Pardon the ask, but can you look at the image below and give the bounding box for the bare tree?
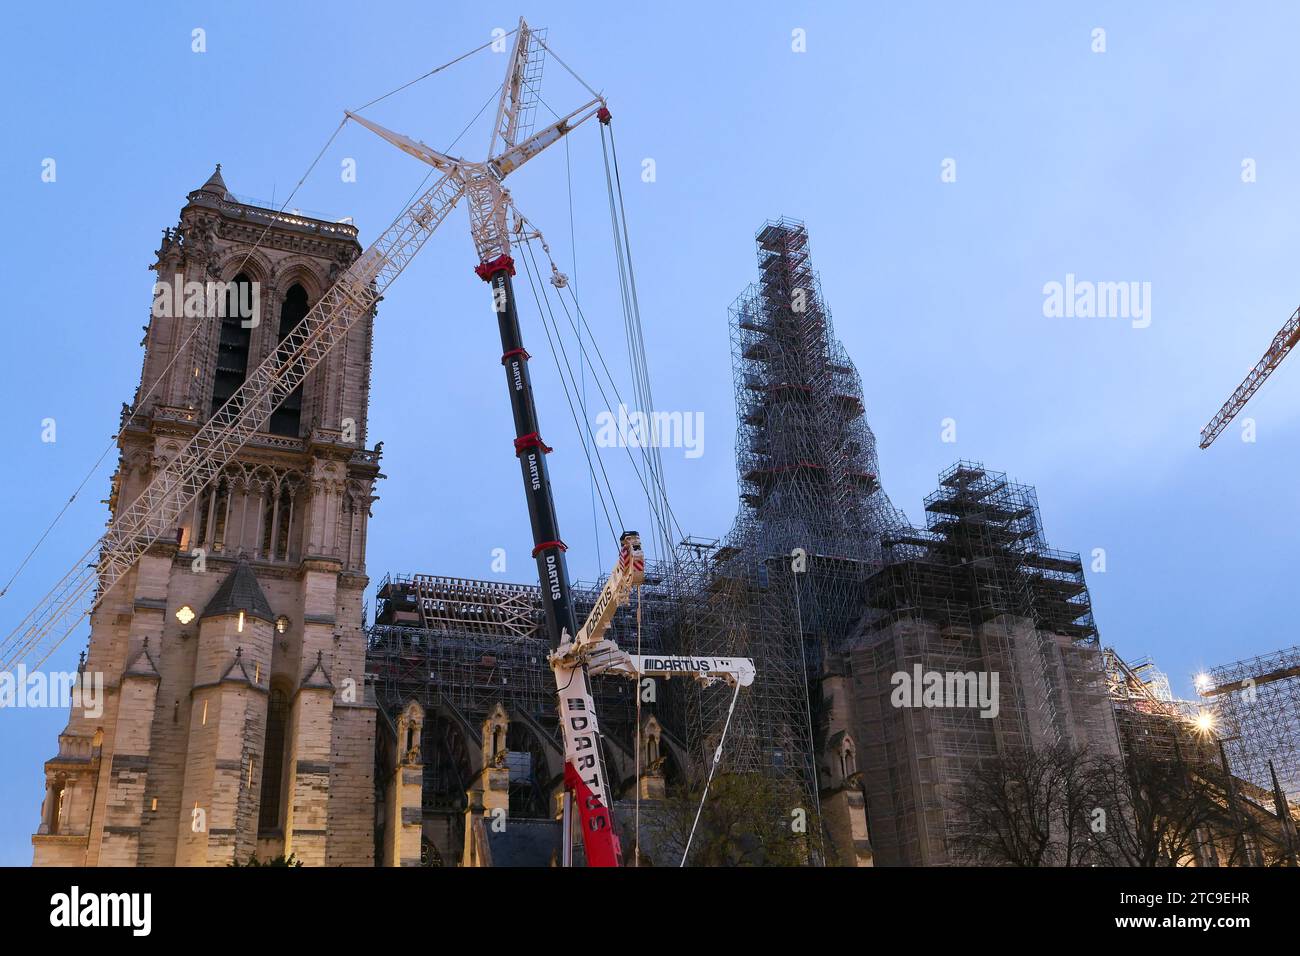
[1088,749,1223,867]
[948,745,1113,866]
[948,747,1061,866]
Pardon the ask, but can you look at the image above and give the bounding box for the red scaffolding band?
[474,254,516,281]
[532,539,568,558]
[501,347,531,366]
[513,432,553,456]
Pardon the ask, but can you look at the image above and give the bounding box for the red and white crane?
[2,18,753,867]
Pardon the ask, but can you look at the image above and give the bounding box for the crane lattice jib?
[1200,303,1300,449]
[0,172,465,672]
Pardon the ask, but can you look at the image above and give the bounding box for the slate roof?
[198,163,232,200]
[483,817,562,867]
[201,557,275,623]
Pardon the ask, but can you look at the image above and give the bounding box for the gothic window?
[194,475,231,552]
[840,738,856,780]
[258,687,290,832]
[211,274,254,416]
[259,478,295,561]
[269,284,309,437]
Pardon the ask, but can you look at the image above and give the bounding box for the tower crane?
[1199,303,1300,448]
[2,18,753,867]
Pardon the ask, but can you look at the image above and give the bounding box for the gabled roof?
[302,650,333,690]
[221,646,253,685]
[201,556,274,624]
[124,637,160,681]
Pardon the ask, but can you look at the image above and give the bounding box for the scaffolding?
[1102,650,1215,763]
[849,461,1116,864]
[647,219,906,844]
[729,219,903,557]
[366,570,669,820]
[1203,645,1300,803]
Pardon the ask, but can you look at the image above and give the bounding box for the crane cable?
[525,94,684,560]
[680,678,743,867]
[0,117,347,607]
[513,209,685,562]
[517,236,623,544]
[564,135,603,572]
[3,64,502,673]
[599,122,674,564]
[554,283,687,550]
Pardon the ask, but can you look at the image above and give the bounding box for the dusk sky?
[3,1,1300,864]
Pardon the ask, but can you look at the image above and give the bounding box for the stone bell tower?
[32,166,382,866]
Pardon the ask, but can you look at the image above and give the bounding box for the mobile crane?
[549,531,754,865]
[1,18,753,867]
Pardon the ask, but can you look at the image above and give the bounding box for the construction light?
[1194,672,1212,693]
[1195,711,1215,734]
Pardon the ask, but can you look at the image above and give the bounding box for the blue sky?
[3,1,1300,865]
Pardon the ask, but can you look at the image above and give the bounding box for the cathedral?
[32,175,1125,869]
[32,168,381,866]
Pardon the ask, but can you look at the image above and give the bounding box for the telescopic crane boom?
[4,18,752,869]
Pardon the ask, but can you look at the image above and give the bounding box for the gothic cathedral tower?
[32,167,381,866]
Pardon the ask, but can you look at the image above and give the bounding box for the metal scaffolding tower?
[659,219,904,842]
[849,462,1114,864]
[1203,645,1300,802]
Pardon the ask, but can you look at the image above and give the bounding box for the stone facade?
[32,167,381,867]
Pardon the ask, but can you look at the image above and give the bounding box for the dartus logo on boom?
[594,404,704,459]
[0,665,104,718]
[1042,274,1151,329]
[151,273,261,327]
[890,665,999,719]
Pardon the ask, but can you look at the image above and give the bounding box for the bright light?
[175,605,195,625]
[1195,711,1215,734]
[1194,672,1212,693]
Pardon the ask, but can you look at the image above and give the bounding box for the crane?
[1199,303,1300,448]
[549,531,754,865]
[0,19,592,674]
[1,18,742,868]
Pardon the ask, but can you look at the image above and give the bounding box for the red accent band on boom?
[475,254,516,281]
[501,347,531,365]
[532,539,568,558]
[564,762,622,867]
[513,432,553,456]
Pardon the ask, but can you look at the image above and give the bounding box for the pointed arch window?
[269,284,309,437]
[194,474,231,553]
[211,274,254,416]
